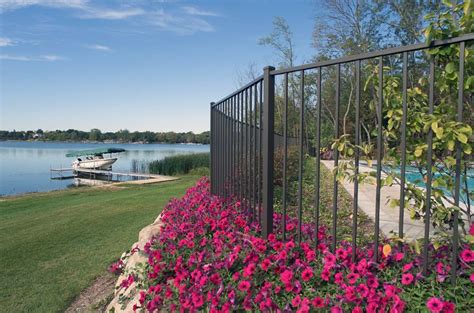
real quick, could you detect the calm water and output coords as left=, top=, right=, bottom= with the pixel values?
left=0, top=141, right=209, bottom=196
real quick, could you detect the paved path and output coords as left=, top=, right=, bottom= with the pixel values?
left=322, top=160, right=428, bottom=241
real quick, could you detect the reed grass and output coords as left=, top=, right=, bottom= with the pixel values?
left=149, top=153, right=209, bottom=176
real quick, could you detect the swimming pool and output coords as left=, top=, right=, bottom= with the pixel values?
left=381, top=165, right=473, bottom=199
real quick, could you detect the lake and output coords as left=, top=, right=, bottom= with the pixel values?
left=0, top=141, right=209, bottom=196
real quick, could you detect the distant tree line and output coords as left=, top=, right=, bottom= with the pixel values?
left=0, top=128, right=210, bottom=144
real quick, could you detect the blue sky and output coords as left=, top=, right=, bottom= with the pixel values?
left=1, top=0, right=318, bottom=133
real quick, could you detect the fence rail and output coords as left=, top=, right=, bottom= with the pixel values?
left=210, top=34, right=473, bottom=283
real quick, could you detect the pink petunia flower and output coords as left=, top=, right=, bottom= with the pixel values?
left=442, top=301, right=455, bottom=313
left=401, top=273, right=414, bottom=285
left=426, top=297, right=444, bottom=313
left=324, top=253, right=336, bottom=266
left=280, top=269, right=294, bottom=284
left=238, top=280, right=251, bottom=292
left=291, top=295, right=301, bottom=308
left=301, top=268, right=314, bottom=281
left=367, top=276, right=379, bottom=289
left=192, top=293, right=204, bottom=308
left=460, top=249, right=474, bottom=263
left=352, top=307, right=363, bottom=313
left=394, top=252, right=404, bottom=261
left=243, top=263, right=256, bottom=277
left=347, top=272, right=360, bottom=285
left=402, top=262, right=413, bottom=272
left=261, top=258, right=271, bottom=271
left=321, top=269, right=330, bottom=281
left=312, top=296, right=324, bottom=308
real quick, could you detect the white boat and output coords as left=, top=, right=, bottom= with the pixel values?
left=72, top=156, right=118, bottom=170
left=66, top=148, right=126, bottom=170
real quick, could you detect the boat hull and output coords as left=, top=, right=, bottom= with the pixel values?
left=72, top=158, right=117, bottom=170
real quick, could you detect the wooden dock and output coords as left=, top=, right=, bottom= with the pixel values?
left=50, top=168, right=167, bottom=180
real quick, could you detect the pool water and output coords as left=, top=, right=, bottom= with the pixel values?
left=382, top=165, right=473, bottom=199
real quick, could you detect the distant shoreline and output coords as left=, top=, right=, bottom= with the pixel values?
left=0, top=139, right=208, bottom=145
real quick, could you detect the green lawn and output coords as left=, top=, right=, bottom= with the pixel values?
left=0, top=176, right=199, bottom=313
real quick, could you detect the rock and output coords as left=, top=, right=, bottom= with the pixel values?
left=107, top=214, right=164, bottom=312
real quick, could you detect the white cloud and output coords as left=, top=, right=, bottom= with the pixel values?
left=0, top=0, right=88, bottom=12
left=0, top=1, right=219, bottom=34
left=181, top=6, right=220, bottom=17
left=86, top=44, right=112, bottom=51
left=149, top=9, right=214, bottom=35
left=0, top=37, right=15, bottom=46
left=0, top=53, right=65, bottom=61
left=0, top=0, right=144, bottom=20
left=40, top=54, right=64, bottom=61
left=78, top=7, right=145, bottom=20
left=0, top=54, right=31, bottom=61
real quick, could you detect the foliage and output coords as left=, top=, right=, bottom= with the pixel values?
left=273, top=155, right=375, bottom=246
left=113, top=179, right=474, bottom=312
left=0, top=128, right=210, bottom=144
left=189, top=166, right=210, bottom=177
left=273, top=145, right=300, bottom=186
left=259, top=17, right=296, bottom=68
left=333, top=1, right=473, bottom=240
left=148, top=153, right=209, bottom=176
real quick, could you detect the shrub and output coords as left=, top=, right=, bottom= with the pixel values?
left=148, top=153, right=209, bottom=176
left=113, top=178, right=473, bottom=312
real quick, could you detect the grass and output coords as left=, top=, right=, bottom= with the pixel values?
left=148, top=153, right=209, bottom=175
left=0, top=176, right=199, bottom=313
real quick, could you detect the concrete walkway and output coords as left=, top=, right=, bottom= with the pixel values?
left=322, top=160, right=428, bottom=241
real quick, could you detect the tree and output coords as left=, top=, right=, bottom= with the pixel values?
left=334, top=0, right=473, bottom=241
left=259, top=17, right=296, bottom=68
left=235, top=61, right=260, bottom=88
left=89, top=128, right=102, bottom=141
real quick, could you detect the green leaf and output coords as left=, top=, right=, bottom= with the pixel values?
left=441, top=0, right=453, bottom=6
left=424, top=25, right=433, bottom=42
left=457, top=133, right=468, bottom=143
left=448, top=140, right=455, bottom=151
left=414, top=239, right=421, bottom=254
left=464, top=145, right=472, bottom=155
left=464, top=0, right=472, bottom=15
left=445, top=156, right=456, bottom=166
left=414, top=148, right=423, bottom=157
left=466, top=76, right=474, bottom=89
left=445, top=62, right=456, bottom=74
left=459, top=126, right=472, bottom=135
left=467, top=234, right=474, bottom=244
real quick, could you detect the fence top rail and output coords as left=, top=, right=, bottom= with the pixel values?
left=212, top=76, right=263, bottom=108
left=270, top=33, right=474, bottom=75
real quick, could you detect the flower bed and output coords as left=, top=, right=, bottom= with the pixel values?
left=112, top=178, right=473, bottom=312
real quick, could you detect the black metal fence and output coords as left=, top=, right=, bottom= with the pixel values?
left=210, top=34, right=473, bottom=281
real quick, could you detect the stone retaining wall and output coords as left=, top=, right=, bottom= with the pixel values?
left=106, top=214, right=164, bottom=312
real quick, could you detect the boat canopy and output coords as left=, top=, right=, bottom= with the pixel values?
left=65, top=148, right=126, bottom=157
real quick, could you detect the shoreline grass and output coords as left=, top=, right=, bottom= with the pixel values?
left=0, top=176, right=199, bottom=313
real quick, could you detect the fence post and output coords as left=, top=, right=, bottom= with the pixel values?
left=210, top=102, right=215, bottom=195
left=262, top=66, right=275, bottom=238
